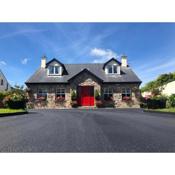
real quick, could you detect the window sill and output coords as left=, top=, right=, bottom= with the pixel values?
left=48, top=74, right=62, bottom=76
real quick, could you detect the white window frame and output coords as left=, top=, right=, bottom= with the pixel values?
left=37, top=89, right=47, bottom=99
left=103, top=88, right=113, bottom=100
left=56, top=88, right=65, bottom=99
left=122, top=88, right=132, bottom=99
left=107, top=64, right=118, bottom=74
left=48, top=65, right=61, bottom=76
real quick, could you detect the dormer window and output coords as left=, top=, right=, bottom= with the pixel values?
left=107, top=64, right=118, bottom=74
left=103, top=58, right=121, bottom=75
left=48, top=65, right=61, bottom=75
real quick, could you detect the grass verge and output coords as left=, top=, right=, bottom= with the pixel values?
left=0, top=108, right=27, bottom=114
left=144, top=108, right=175, bottom=113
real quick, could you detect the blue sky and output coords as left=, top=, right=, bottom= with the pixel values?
left=0, top=23, right=175, bottom=87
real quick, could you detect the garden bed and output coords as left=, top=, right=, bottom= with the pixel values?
left=0, top=108, right=28, bottom=117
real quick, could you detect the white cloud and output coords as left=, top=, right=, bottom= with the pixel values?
left=143, top=58, right=175, bottom=73
left=90, top=48, right=118, bottom=63
left=21, top=58, right=29, bottom=65
left=0, top=60, right=7, bottom=66
left=0, top=29, right=47, bottom=40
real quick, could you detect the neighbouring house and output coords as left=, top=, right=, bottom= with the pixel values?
left=161, top=81, right=175, bottom=96
left=25, top=55, right=142, bottom=108
left=0, top=69, right=11, bottom=91
left=142, top=81, right=175, bottom=97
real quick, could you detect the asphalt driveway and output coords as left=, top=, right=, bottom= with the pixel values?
left=0, top=109, right=175, bottom=152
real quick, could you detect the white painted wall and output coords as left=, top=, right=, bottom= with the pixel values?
left=142, top=80, right=175, bottom=97
left=162, top=81, right=175, bottom=96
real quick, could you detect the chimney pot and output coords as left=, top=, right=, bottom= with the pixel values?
left=121, top=55, right=127, bottom=67
left=41, top=55, right=47, bottom=68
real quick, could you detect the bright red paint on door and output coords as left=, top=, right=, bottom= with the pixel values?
left=78, top=86, right=94, bottom=106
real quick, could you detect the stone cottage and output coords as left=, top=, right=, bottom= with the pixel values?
left=25, top=55, right=142, bottom=108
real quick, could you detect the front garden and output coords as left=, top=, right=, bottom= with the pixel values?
left=141, top=72, right=175, bottom=113
left=140, top=94, right=175, bottom=113
left=0, top=86, right=27, bottom=115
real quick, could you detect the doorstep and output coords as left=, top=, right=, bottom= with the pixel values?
left=78, top=106, right=96, bottom=109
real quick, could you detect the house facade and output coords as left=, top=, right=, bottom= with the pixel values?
left=26, top=56, right=142, bottom=108
left=0, top=69, right=11, bottom=92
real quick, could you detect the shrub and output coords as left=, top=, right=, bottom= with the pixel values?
left=103, top=98, right=115, bottom=108
left=3, top=86, right=27, bottom=109
left=6, top=100, right=26, bottom=109
left=71, top=90, right=77, bottom=101
left=95, top=90, right=101, bottom=100
left=0, top=92, right=6, bottom=108
left=146, top=95, right=167, bottom=109
left=96, top=100, right=103, bottom=108
left=70, top=101, right=78, bottom=108
left=166, top=94, right=175, bottom=108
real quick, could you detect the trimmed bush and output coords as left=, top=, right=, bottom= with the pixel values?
left=146, top=96, right=167, bottom=109
left=6, top=100, right=26, bottom=109
left=140, top=95, right=167, bottom=109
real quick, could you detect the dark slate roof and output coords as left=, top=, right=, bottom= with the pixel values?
left=26, top=62, right=142, bottom=84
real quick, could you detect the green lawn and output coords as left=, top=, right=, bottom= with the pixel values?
left=0, top=108, right=26, bottom=114
left=146, top=108, right=175, bottom=113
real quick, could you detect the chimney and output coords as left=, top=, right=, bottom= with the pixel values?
left=41, top=55, right=47, bottom=68
left=121, top=55, right=127, bottom=67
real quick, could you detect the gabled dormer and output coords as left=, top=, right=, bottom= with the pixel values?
left=103, top=58, right=121, bottom=75
left=41, top=56, right=68, bottom=76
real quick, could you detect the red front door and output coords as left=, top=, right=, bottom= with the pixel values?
left=78, top=86, right=94, bottom=106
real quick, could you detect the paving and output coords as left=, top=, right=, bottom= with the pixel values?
left=0, top=109, right=175, bottom=152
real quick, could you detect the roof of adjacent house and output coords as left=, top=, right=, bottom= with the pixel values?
left=0, top=69, right=11, bottom=90
left=26, top=58, right=142, bottom=84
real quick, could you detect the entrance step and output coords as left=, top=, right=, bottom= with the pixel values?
left=78, top=106, right=96, bottom=109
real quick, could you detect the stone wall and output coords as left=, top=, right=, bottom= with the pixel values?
left=27, top=84, right=71, bottom=109
left=102, top=83, right=141, bottom=108
left=69, top=71, right=102, bottom=95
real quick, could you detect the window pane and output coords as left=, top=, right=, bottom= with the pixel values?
left=61, top=89, right=65, bottom=93
left=55, top=66, right=60, bottom=74
left=49, top=66, right=54, bottom=74
left=37, top=89, right=47, bottom=98
left=104, top=94, right=108, bottom=100
left=56, top=88, right=65, bottom=98
left=109, top=88, right=113, bottom=93
left=113, top=65, right=117, bottom=73
left=122, top=89, right=126, bottom=94
left=104, top=88, right=108, bottom=93
left=108, top=65, right=113, bottom=73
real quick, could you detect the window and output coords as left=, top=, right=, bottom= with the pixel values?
left=107, top=65, right=118, bottom=74
left=55, top=66, right=60, bottom=74
left=56, top=88, right=65, bottom=99
left=37, top=89, right=47, bottom=99
left=122, top=88, right=131, bottom=100
left=49, top=66, right=54, bottom=74
left=0, top=79, right=3, bottom=86
left=108, top=65, right=113, bottom=73
left=48, top=66, right=61, bottom=75
left=113, top=65, right=117, bottom=73
left=103, top=88, right=113, bottom=100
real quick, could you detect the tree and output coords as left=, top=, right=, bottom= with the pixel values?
left=141, top=72, right=175, bottom=93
